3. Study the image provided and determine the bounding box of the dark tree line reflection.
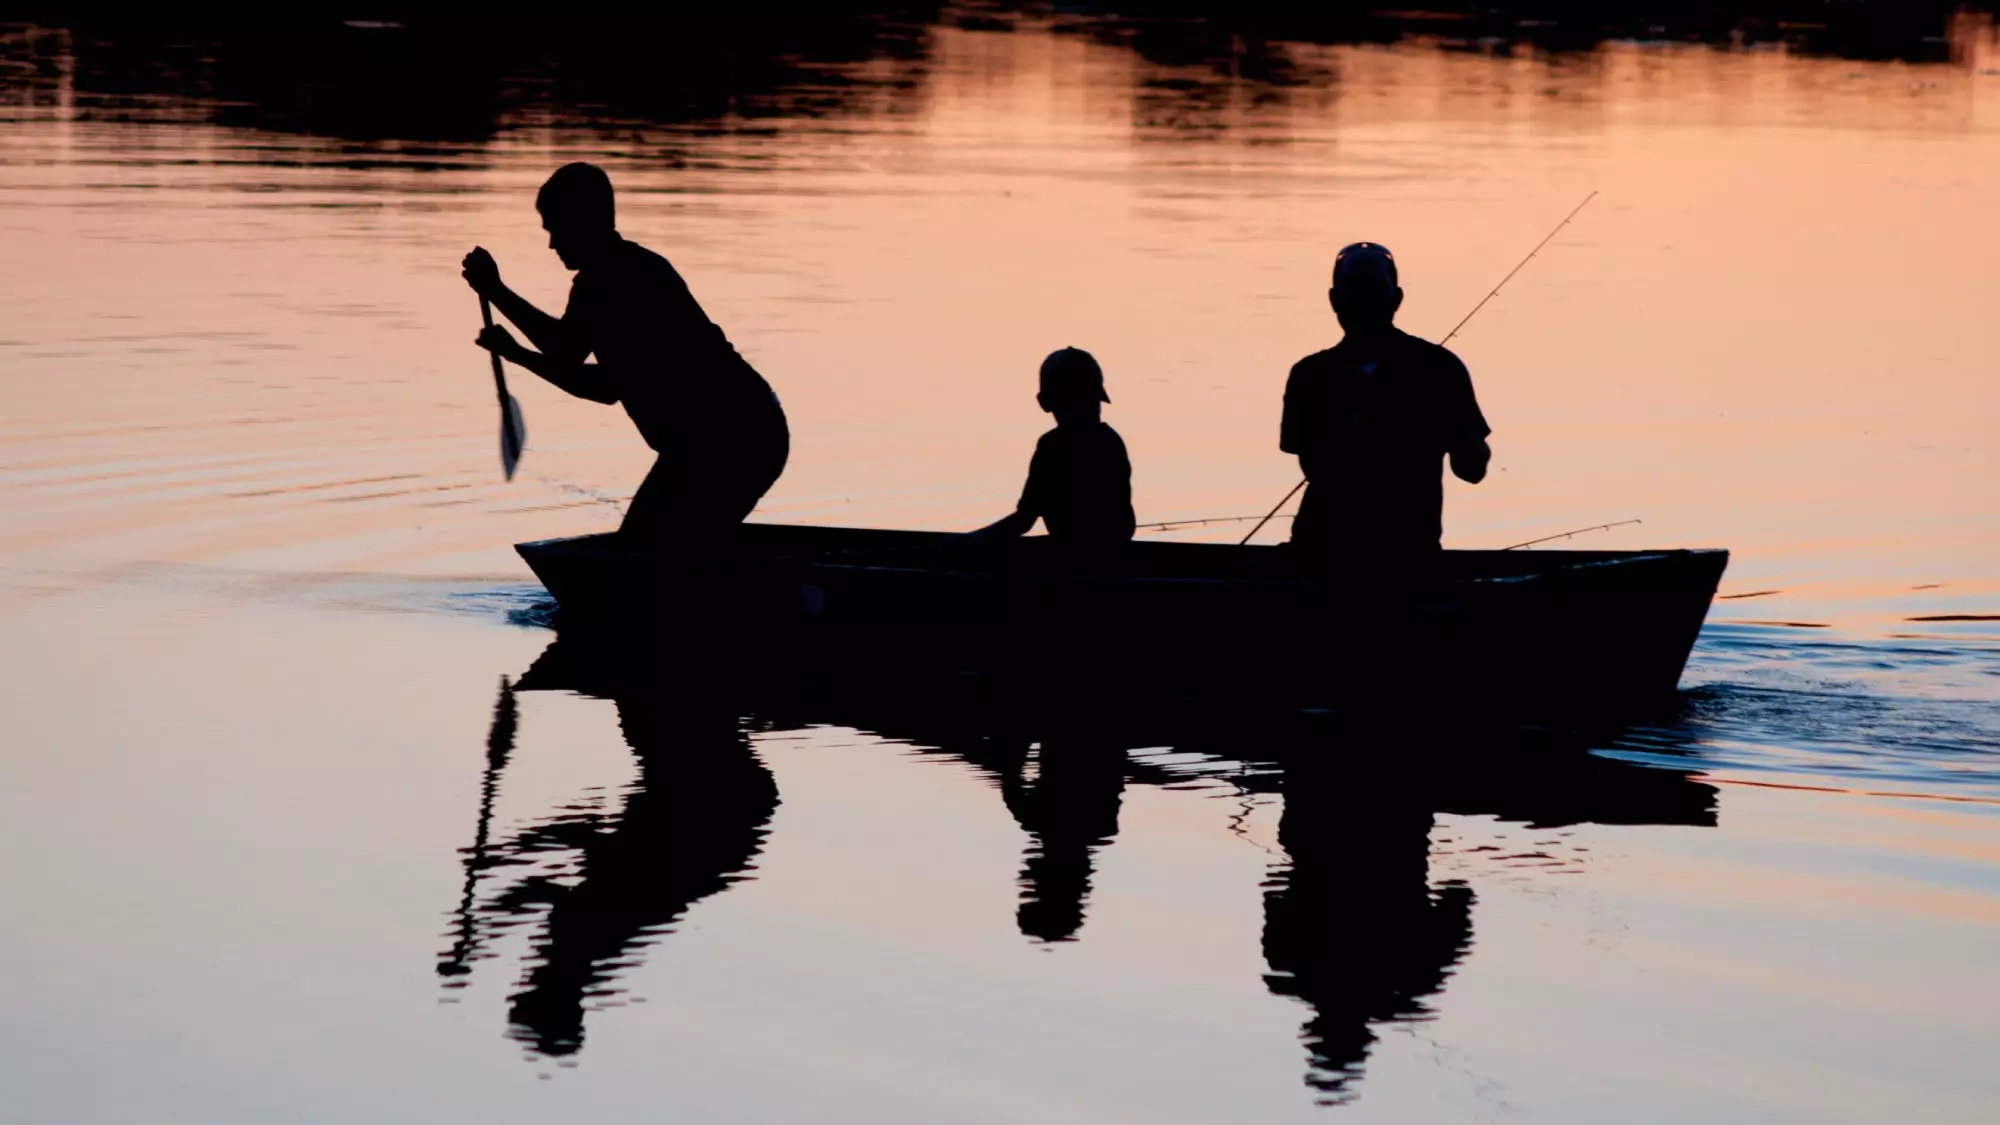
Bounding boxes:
[4,4,1986,147]
[439,635,1715,1099]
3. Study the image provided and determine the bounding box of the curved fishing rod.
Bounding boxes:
[1140,511,1637,551]
[1236,190,1600,547]
[1501,518,1640,551]
[1137,514,1291,533]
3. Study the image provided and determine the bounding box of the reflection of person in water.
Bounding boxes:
[1261,755,1474,1103]
[440,677,779,1057]
[1000,733,1128,942]
[905,719,1129,944]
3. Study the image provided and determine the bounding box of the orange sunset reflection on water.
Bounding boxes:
[2,14,1995,639]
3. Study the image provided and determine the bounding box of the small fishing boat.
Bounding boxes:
[516,524,1727,720]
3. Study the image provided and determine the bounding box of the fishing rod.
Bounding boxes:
[1501,518,1640,551]
[1236,190,1600,547]
[1138,511,1635,550]
[1137,514,1292,533]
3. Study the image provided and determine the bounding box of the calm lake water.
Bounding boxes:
[3,9,1997,1123]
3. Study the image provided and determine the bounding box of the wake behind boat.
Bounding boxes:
[517,524,1727,722]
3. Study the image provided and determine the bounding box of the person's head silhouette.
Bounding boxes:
[1328,242,1402,337]
[536,162,618,271]
[1035,346,1110,424]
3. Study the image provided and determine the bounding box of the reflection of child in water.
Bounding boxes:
[968,347,1136,546]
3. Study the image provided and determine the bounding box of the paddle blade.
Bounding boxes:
[500,394,526,481]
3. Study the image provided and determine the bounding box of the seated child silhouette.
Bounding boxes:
[968,347,1135,547]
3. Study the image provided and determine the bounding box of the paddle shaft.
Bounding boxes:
[1236,190,1600,547]
[480,297,510,403]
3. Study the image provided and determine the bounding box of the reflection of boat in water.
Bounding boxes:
[517,524,1728,720]
[445,632,1717,1100]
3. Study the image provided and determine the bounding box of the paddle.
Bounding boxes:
[481,296,527,481]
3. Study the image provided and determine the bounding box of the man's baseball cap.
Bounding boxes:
[1039,347,1110,404]
[1332,242,1398,289]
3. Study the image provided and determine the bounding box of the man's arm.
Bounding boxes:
[476,327,618,405]
[462,247,589,367]
[1278,360,1321,480]
[1449,438,1490,484]
[1440,349,1491,484]
[487,286,585,367]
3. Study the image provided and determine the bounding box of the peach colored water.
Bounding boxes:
[2,13,1997,1125]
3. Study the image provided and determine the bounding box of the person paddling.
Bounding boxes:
[461,162,788,548]
[968,347,1136,547]
[1279,243,1490,564]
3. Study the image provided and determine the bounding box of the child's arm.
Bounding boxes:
[966,508,1037,539]
[964,441,1049,539]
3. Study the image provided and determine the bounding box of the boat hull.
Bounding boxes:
[515,524,1728,721]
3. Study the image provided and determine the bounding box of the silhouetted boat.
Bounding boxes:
[516,524,1727,719]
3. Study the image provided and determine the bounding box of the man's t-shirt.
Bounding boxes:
[562,238,783,456]
[1279,328,1489,550]
[1018,422,1136,544]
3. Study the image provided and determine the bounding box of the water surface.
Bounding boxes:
[2,10,1997,1123]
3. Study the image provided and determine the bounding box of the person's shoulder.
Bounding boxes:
[1289,346,1342,377]
[1393,329,1469,375]
[615,238,687,285]
[1039,422,1125,454]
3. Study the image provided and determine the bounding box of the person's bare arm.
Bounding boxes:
[475,325,617,404]
[1440,350,1490,484]
[462,247,613,402]
[966,509,1038,539]
[1449,438,1490,484]
[462,247,588,366]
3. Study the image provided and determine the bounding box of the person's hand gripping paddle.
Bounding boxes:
[480,296,527,481]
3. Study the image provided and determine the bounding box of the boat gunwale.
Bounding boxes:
[517,531,1726,592]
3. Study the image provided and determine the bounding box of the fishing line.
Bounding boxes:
[528,469,629,516]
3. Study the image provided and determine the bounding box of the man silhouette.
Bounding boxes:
[462,162,788,547]
[1280,243,1490,562]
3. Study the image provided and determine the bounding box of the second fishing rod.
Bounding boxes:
[1236,191,1599,546]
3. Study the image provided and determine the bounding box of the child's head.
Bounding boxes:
[1036,347,1109,420]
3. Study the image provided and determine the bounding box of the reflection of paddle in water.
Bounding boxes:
[502,697,778,1055]
[436,673,779,1057]
[437,675,518,987]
